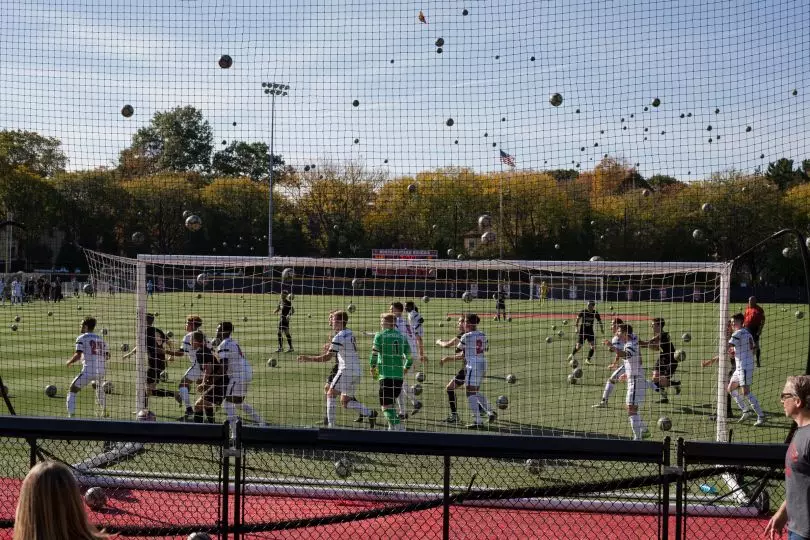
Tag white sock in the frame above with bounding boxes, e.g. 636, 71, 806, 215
602, 381, 614, 402
346, 399, 371, 416
223, 401, 237, 425
66, 392, 76, 415
238, 402, 265, 425
397, 388, 407, 414
401, 381, 413, 399
179, 386, 191, 409
95, 386, 106, 410
468, 394, 482, 424
326, 396, 337, 426
478, 394, 492, 414
747, 393, 764, 417
730, 390, 747, 411
630, 414, 643, 440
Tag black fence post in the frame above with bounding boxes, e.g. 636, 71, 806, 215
443, 454, 450, 540
662, 437, 670, 540
220, 421, 231, 540
27, 437, 37, 468
675, 437, 684, 540
233, 420, 243, 540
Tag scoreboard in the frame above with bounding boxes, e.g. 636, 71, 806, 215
371, 249, 438, 277
371, 249, 438, 260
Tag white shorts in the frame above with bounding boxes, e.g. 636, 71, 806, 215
226, 377, 249, 398
730, 365, 754, 387
330, 370, 361, 396
72, 368, 104, 390
465, 363, 486, 388
609, 364, 626, 382
183, 362, 202, 382
625, 376, 646, 406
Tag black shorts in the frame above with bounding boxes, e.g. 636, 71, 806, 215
278, 317, 290, 331
378, 378, 404, 407
452, 368, 467, 385
654, 360, 678, 378
147, 358, 166, 385
203, 385, 226, 406
577, 330, 595, 345
496, 301, 506, 310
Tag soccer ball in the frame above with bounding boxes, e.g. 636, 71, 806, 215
407, 183, 417, 194
783, 247, 795, 259
692, 229, 705, 241
83, 284, 93, 295
562, 320, 568, 326
101, 327, 108, 335
131, 231, 145, 244
242, 316, 248, 322
91, 380, 98, 390
481, 231, 496, 244
412, 400, 423, 410
496, 395, 509, 410
10, 324, 17, 331
507, 317, 512, 322
505, 374, 517, 384
13, 315, 20, 323
439, 322, 444, 327
682, 332, 692, 343
422, 295, 430, 303
549, 93, 563, 107
554, 244, 561, 250
267, 358, 277, 368
446, 316, 452, 322
658, 416, 673, 431
281, 268, 294, 280
196, 273, 207, 285
572, 367, 583, 379
182, 210, 192, 219
651, 97, 661, 107
334, 457, 352, 478
462, 292, 473, 303
412, 383, 423, 396
569, 357, 578, 368
457, 254, 465, 261
84, 487, 106, 510
545, 336, 552, 343
415, 371, 426, 383
674, 349, 686, 362
478, 214, 492, 230
185, 215, 203, 232
347, 303, 356, 314
351, 278, 362, 289
701, 203, 713, 213
120, 343, 129, 352
642, 189, 651, 197
121, 104, 134, 118
159, 371, 168, 383
557, 330, 564, 338
196, 293, 202, 299
589, 256, 603, 262
567, 374, 578, 384
525, 459, 543, 475
218, 54, 233, 69
187, 533, 212, 540
102, 381, 113, 394
136, 409, 156, 422
47, 311, 53, 316
44, 384, 57, 397
795, 311, 805, 320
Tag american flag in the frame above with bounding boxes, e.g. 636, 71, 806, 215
499, 149, 516, 167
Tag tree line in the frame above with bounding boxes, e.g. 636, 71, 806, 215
1, 106, 810, 286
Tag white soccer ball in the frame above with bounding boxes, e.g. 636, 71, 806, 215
44, 384, 57, 397
196, 273, 207, 285
674, 349, 686, 362
481, 231, 496, 244
422, 295, 430, 303
658, 416, 673, 431
505, 374, 517, 384
692, 229, 705, 241
567, 374, 578, 384
783, 247, 795, 259
281, 268, 294, 280
525, 459, 543, 475
102, 381, 113, 394
187, 533, 212, 540
334, 457, 352, 478
351, 278, 362, 289
496, 395, 509, 410
681, 332, 692, 343
549, 93, 563, 107
545, 336, 553, 343
557, 330, 564, 338
447, 248, 455, 258
159, 371, 169, 383
267, 358, 278, 368
185, 215, 203, 232
347, 303, 356, 314
120, 343, 130, 352
84, 487, 107, 510
701, 203, 713, 213
412, 383, 423, 396
590, 256, 603, 262
796, 311, 805, 320
478, 214, 493, 230
462, 292, 473, 303
136, 409, 156, 422
415, 371, 426, 383
569, 358, 579, 368
572, 367, 583, 379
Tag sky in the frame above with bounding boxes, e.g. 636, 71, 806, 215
0, 0, 808, 181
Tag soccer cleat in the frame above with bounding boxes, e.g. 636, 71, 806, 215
592, 400, 607, 408
488, 411, 498, 423
398, 413, 409, 420
275, 347, 283, 352
465, 422, 485, 430
754, 416, 766, 427
737, 411, 753, 423
444, 413, 459, 423
286, 347, 295, 352
585, 358, 593, 365
659, 398, 669, 404
354, 415, 365, 423
674, 384, 682, 396
368, 410, 378, 429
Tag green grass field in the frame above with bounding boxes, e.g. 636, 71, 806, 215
1, 289, 806, 445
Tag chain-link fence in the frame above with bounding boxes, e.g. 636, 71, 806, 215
0, 417, 792, 539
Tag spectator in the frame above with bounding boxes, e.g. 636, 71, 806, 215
743, 296, 765, 367
13, 460, 111, 540
765, 375, 810, 540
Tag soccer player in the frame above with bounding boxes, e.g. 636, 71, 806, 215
539, 280, 548, 303
273, 290, 294, 352
191, 331, 227, 424
10, 277, 22, 305
743, 296, 765, 367
603, 323, 647, 440
592, 317, 625, 408
65, 317, 109, 418
369, 313, 412, 431
217, 321, 265, 429
168, 314, 206, 420
569, 301, 604, 366
298, 310, 377, 428
390, 301, 421, 418
727, 312, 766, 426
144, 313, 175, 408
493, 290, 507, 321
639, 318, 681, 403
440, 313, 497, 429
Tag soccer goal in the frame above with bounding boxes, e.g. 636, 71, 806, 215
529, 274, 604, 302
76, 250, 773, 445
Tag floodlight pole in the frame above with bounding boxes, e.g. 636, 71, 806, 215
262, 82, 290, 258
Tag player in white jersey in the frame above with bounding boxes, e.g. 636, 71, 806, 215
604, 323, 647, 440
65, 317, 109, 417
390, 302, 422, 418
727, 312, 765, 426
298, 310, 377, 428
216, 321, 266, 430
592, 317, 625, 408
440, 313, 497, 429
10, 278, 22, 305
166, 314, 206, 420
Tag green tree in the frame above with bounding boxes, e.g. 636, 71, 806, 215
766, 158, 803, 190
0, 130, 67, 177
119, 106, 213, 176
647, 174, 682, 190
211, 141, 284, 182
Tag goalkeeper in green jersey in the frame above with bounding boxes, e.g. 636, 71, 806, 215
369, 313, 413, 431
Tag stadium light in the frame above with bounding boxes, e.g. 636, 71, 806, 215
262, 81, 290, 257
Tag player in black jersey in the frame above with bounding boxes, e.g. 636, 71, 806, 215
640, 317, 682, 403
144, 313, 175, 408
273, 290, 294, 352
191, 331, 228, 423
568, 301, 604, 366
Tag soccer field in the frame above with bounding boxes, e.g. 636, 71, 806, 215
0, 289, 805, 445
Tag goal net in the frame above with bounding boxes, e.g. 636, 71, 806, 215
67, 250, 799, 445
